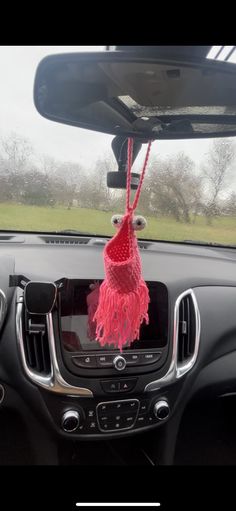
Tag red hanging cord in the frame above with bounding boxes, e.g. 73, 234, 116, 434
126, 138, 152, 214
126, 138, 133, 213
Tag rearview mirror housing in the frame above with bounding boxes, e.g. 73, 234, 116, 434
34, 48, 236, 140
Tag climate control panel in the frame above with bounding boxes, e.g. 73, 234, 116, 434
97, 399, 139, 432
59, 397, 170, 435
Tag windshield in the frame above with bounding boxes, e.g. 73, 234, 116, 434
1, 46, 236, 246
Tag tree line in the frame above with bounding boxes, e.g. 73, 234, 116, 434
0, 132, 236, 225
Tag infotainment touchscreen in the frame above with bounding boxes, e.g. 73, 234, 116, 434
60, 279, 168, 352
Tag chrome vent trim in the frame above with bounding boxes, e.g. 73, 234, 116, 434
176, 290, 200, 378
145, 288, 200, 392
0, 289, 7, 331
16, 301, 93, 397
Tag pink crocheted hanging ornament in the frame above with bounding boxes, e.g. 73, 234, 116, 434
86, 281, 100, 340
94, 138, 152, 351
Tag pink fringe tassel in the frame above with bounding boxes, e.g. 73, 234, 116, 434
94, 279, 150, 351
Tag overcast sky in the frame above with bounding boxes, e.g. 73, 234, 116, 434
0, 45, 218, 170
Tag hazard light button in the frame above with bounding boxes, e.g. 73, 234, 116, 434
119, 378, 137, 392
101, 378, 137, 393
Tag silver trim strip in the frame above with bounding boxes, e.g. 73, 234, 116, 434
145, 288, 201, 392
0, 289, 7, 331
0, 383, 5, 404
16, 303, 93, 397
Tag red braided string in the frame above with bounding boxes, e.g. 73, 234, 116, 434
126, 138, 152, 213
126, 138, 133, 213
132, 141, 152, 211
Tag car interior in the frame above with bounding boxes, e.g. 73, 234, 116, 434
1, 44, 236, 466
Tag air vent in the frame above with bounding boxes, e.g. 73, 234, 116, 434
88, 238, 106, 246
166, 69, 180, 79
138, 241, 153, 249
89, 239, 153, 249
177, 292, 197, 364
41, 236, 90, 245
16, 303, 93, 396
22, 309, 51, 375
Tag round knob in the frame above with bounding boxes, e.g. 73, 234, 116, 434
153, 400, 170, 421
113, 355, 127, 371
62, 410, 80, 432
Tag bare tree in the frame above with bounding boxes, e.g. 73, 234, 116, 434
148, 153, 202, 223
78, 153, 116, 211
1, 132, 33, 173
222, 191, 236, 216
203, 139, 236, 224
38, 154, 58, 176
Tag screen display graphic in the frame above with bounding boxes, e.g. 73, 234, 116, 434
60, 279, 168, 352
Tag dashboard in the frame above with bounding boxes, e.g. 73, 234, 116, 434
1, 232, 236, 456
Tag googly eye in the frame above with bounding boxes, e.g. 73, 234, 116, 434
132, 215, 147, 230
111, 214, 123, 228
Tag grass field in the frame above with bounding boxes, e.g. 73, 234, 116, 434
1, 203, 236, 245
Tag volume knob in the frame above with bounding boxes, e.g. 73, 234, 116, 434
153, 400, 170, 421
62, 410, 80, 432
113, 355, 127, 371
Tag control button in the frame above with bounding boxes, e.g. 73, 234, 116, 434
136, 415, 146, 426
113, 355, 127, 371
139, 400, 149, 414
72, 355, 97, 368
122, 400, 139, 411
122, 413, 136, 425
97, 399, 139, 420
98, 403, 110, 413
98, 401, 123, 415
109, 401, 123, 411
141, 352, 162, 364
102, 421, 123, 431
125, 353, 141, 365
100, 415, 109, 422
87, 409, 96, 419
87, 421, 97, 431
119, 378, 137, 392
99, 418, 135, 431
96, 355, 114, 367
97, 402, 119, 416
101, 380, 120, 393
61, 410, 80, 432
153, 400, 170, 421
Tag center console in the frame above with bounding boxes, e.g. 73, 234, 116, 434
16, 277, 200, 439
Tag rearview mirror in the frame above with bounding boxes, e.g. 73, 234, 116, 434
34, 48, 236, 140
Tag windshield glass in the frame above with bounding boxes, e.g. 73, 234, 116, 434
1, 45, 236, 246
